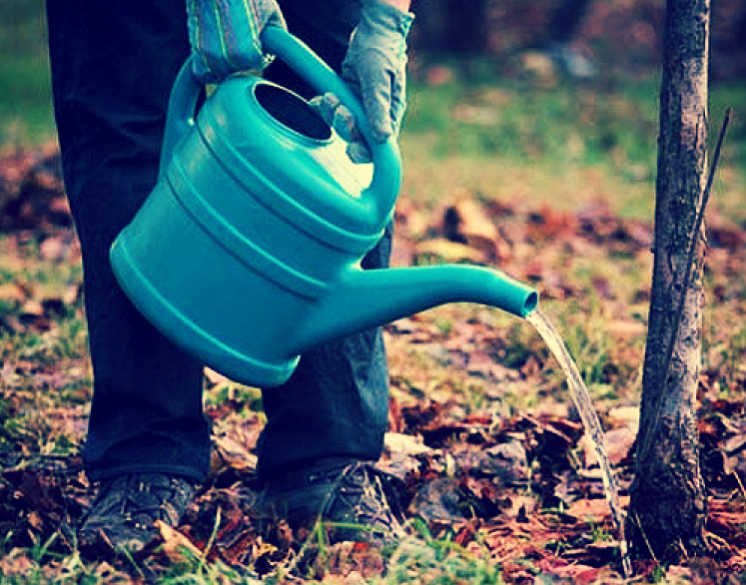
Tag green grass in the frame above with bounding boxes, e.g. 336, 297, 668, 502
0, 0, 54, 146
0, 54, 54, 146
402, 69, 745, 222
0, 535, 507, 585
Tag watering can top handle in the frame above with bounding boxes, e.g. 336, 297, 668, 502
260, 26, 402, 220
160, 27, 402, 226
261, 27, 382, 154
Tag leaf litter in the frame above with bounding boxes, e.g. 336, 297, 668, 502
2, 146, 746, 582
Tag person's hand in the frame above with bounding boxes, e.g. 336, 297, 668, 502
187, 0, 286, 83
313, 0, 414, 163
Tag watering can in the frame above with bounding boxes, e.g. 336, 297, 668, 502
110, 27, 538, 388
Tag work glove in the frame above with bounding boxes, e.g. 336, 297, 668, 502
312, 0, 414, 163
186, 0, 287, 82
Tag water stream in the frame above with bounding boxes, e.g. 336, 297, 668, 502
526, 309, 631, 577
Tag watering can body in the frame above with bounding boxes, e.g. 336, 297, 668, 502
110, 27, 537, 388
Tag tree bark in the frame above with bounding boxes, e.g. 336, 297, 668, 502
627, 0, 710, 562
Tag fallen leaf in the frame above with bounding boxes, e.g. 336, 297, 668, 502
0, 282, 27, 303
566, 498, 613, 523
0, 549, 34, 578
606, 319, 647, 337
441, 197, 506, 261
546, 564, 601, 584
416, 238, 488, 264
578, 426, 636, 467
204, 367, 229, 385
384, 432, 431, 456
155, 519, 202, 562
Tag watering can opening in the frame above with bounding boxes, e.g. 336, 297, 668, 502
254, 83, 332, 142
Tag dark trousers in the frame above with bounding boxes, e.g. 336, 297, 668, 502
46, 0, 390, 482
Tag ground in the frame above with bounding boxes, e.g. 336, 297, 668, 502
1, 145, 746, 583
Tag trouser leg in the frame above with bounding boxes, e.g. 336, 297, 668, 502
256, 0, 392, 478
46, 0, 211, 481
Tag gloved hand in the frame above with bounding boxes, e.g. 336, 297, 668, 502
312, 0, 414, 163
186, 0, 287, 83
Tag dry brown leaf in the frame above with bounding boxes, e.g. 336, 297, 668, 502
212, 433, 258, 473
19, 299, 44, 317
0, 282, 27, 303
416, 238, 488, 264
154, 519, 203, 562
204, 367, 229, 386
384, 432, 431, 456
62, 283, 82, 306
441, 197, 503, 260
607, 406, 640, 427
546, 564, 604, 584
566, 497, 613, 523
606, 319, 647, 337
39, 236, 67, 261
0, 549, 34, 578
578, 426, 636, 467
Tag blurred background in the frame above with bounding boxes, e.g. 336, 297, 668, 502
0, 0, 744, 221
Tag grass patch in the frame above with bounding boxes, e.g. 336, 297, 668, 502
402, 66, 744, 222
0, 0, 54, 146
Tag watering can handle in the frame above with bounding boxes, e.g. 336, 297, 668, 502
260, 26, 402, 227
158, 60, 203, 181
159, 28, 402, 228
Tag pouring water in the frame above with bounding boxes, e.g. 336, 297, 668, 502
525, 308, 631, 577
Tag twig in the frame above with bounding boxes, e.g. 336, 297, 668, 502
637, 108, 731, 462
732, 468, 746, 502
201, 505, 221, 562
633, 511, 658, 563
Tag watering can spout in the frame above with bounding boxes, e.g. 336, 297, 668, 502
290, 264, 538, 355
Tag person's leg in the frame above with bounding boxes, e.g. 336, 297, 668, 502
46, 0, 210, 557
256, 0, 392, 480
47, 0, 210, 483
254, 2, 402, 542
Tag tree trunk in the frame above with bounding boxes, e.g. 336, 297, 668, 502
627, 0, 710, 562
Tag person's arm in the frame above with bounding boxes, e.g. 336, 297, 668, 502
187, 0, 286, 82
345, 0, 414, 143
314, 0, 414, 162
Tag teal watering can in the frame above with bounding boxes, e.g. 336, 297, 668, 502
110, 27, 538, 388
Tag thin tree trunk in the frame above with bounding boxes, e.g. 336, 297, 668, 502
628, 0, 710, 562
